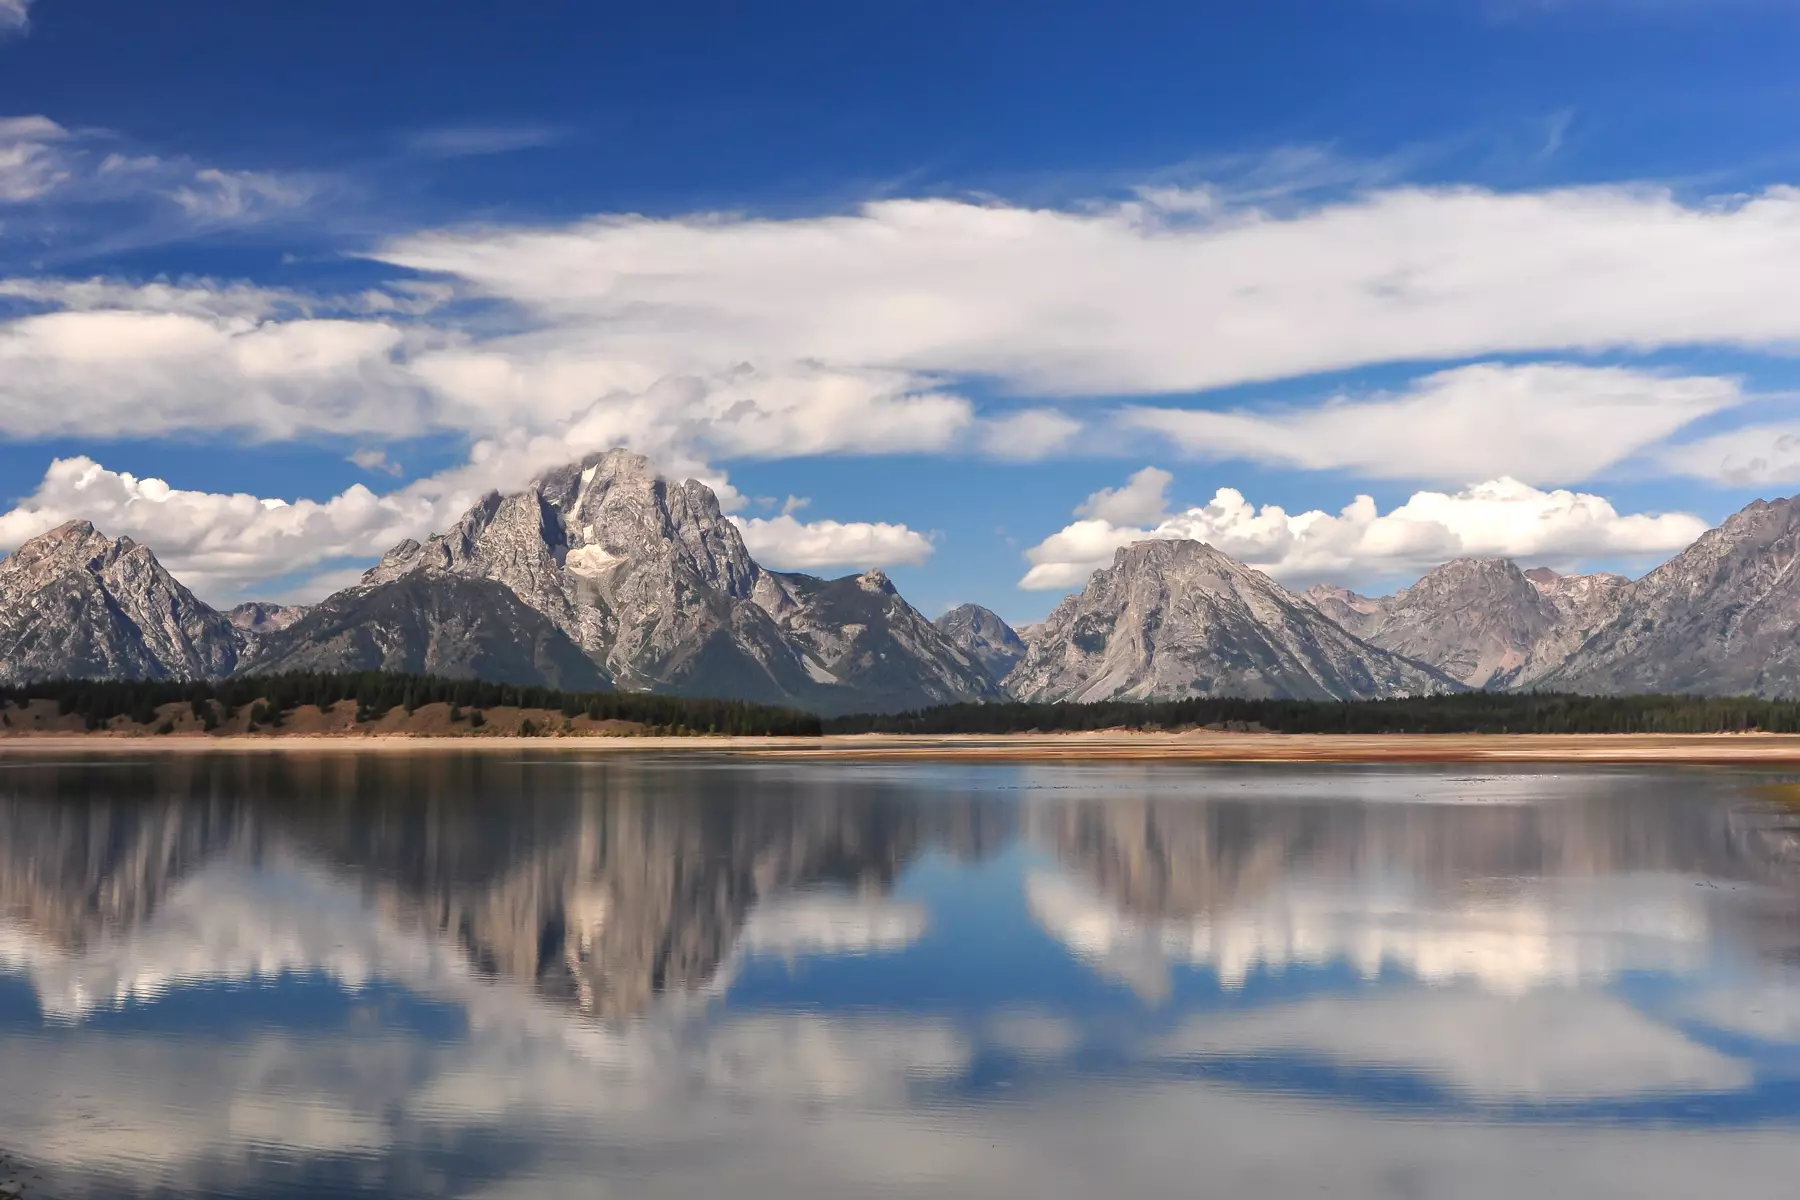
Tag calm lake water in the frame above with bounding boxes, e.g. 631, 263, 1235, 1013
6, 755, 1800, 1198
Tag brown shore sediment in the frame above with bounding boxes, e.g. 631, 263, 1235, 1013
4, 728, 1800, 764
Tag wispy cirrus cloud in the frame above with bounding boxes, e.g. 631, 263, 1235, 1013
0, 0, 31, 35
0, 115, 320, 260
404, 123, 567, 158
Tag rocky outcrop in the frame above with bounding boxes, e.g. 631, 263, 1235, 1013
238, 572, 611, 690
0, 521, 240, 683
934, 603, 1027, 683
1004, 539, 1457, 702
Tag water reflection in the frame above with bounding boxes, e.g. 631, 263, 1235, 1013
2, 758, 1800, 1198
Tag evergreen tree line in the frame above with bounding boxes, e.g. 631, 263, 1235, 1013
1, 672, 825, 736
821, 692, 1800, 736
8, 674, 1800, 737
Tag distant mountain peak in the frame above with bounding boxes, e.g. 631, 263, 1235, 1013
1007, 536, 1455, 702
934, 603, 1026, 684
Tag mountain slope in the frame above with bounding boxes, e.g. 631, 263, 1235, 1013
760, 570, 1005, 712
0, 521, 240, 684
238, 572, 611, 689
1300, 585, 1386, 639
1534, 496, 1800, 697
934, 603, 1027, 683
1005, 539, 1457, 702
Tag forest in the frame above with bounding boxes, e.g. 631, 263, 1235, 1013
5, 675, 1800, 737
0, 672, 826, 736
820, 692, 1800, 735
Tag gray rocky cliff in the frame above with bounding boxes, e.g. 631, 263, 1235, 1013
934, 603, 1027, 683
0, 520, 240, 683
1004, 539, 1457, 702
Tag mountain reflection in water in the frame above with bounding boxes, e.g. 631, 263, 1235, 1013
2, 757, 1800, 1199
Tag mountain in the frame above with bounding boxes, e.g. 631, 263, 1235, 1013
1355, 558, 1561, 690
1533, 496, 1800, 697
238, 572, 611, 689
1004, 539, 1457, 702
1299, 585, 1386, 639
757, 570, 1004, 710
356, 450, 994, 713
934, 603, 1027, 683
0, 520, 240, 684
227, 602, 308, 635
1302, 560, 1635, 691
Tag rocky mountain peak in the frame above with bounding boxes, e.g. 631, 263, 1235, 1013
934, 603, 1027, 683
0, 521, 240, 683
346, 448, 995, 712
857, 568, 896, 595
1005, 537, 1454, 702
1300, 583, 1386, 639
1344, 557, 1558, 690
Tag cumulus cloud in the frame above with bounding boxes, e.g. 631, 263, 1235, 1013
377, 184, 1800, 399
0, 457, 466, 598
348, 448, 404, 476
1019, 474, 1708, 591
1075, 466, 1172, 526
732, 513, 934, 571
1123, 363, 1742, 486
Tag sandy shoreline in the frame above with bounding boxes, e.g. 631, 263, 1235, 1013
4, 730, 1800, 763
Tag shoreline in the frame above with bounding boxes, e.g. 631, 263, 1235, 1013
4, 730, 1800, 763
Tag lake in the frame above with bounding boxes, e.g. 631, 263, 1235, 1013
4, 754, 1800, 1198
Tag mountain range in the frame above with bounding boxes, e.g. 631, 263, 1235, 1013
1, 447, 1796, 706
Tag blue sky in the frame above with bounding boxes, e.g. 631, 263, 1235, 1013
3, 0, 1800, 623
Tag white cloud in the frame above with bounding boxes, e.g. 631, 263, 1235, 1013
1656, 423, 1800, 487
0, 456, 465, 598
1122, 363, 1742, 486
732, 513, 935, 571
1019, 475, 1708, 591
167, 167, 314, 222
376, 184, 1800, 399
0, 302, 433, 439
0, 453, 937, 599
1075, 466, 1172, 526
0, 115, 68, 201
0, 0, 30, 34
348, 447, 404, 476
0, 114, 315, 248
979, 409, 1084, 459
